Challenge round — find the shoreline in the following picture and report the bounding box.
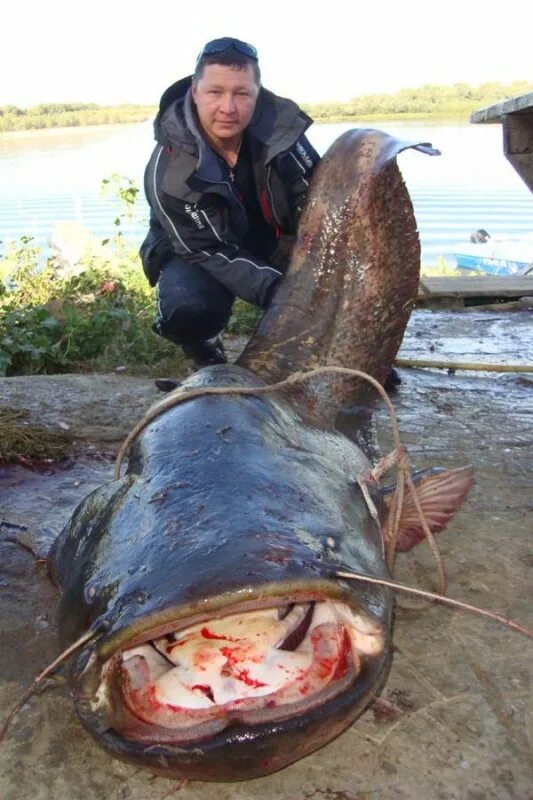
[0,112,472,140]
[0,120,153,140]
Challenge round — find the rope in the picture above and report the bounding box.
[395,358,533,373]
[114,365,446,593]
[115,367,397,480]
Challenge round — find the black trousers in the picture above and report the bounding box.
[154,256,235,346]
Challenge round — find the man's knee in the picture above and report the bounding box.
[155,257,234,344]
[155,303,229,345]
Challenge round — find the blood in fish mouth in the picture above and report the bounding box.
[200,627,238,642]
[191,684,215,702]
[96,600,384,743]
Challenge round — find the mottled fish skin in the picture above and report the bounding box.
[239,129,437,422]
[48,129,437,781]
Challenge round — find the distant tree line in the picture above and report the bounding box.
[0,103,156,132]
[1,81,532,132]
[300,80,533,119]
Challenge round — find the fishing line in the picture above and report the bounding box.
[0,626,103,744]
[335,570,533,640]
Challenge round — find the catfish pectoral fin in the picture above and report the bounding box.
[383,465,475,552]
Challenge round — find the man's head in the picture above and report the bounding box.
[193,37,261,85]
[192,37,261,148]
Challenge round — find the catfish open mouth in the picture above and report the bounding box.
[94,600,385,745]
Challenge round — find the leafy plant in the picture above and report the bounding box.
[227,299,262,335]
[101,174,140,238]
[0,183,258,377]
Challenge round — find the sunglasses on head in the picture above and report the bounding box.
[196,37,258,64]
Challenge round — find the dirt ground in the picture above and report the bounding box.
[0,308,532,800]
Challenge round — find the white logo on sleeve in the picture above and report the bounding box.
[185,204,206,230]
[296,142,313,169]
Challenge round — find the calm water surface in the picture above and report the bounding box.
[1,119,532,265]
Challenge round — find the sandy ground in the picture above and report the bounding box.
[0,308,532,800]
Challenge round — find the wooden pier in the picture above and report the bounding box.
[417,275,533,305]
[470,91,533,194]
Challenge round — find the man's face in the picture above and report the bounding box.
[192,63,259,145]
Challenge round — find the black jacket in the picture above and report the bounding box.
[139,76,319,306]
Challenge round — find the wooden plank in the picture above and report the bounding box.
[470,93,533,192]
[504,113,533,193]
[417,276,533,299]
[470,92,533,124]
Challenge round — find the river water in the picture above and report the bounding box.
[1,119,532,265]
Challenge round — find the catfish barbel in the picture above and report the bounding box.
[49,130,473,781]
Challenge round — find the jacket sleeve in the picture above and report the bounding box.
[278,133,321,223]
[139,210,175,286]
[150,191,283,308]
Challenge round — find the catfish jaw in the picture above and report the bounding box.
[70,592,392,781]
[78,649,392,782]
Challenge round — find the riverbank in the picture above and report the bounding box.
[0,119,153,141]
[4,79,531,134]
[0,113,457,139]
[0,103,156,135]
[305,112,469,124]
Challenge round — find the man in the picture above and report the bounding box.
[140,36,319,367]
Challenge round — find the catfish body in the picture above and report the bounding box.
[48,129,460,780]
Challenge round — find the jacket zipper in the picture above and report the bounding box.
[197,171,248,233]
[266,165,282,229]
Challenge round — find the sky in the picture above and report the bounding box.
[2,0,532,107]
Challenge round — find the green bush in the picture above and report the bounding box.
[301,80,533,120]
[227,299,262,335]
[0,237,184,376]
[0,173,269,376]
[0,204,260,377]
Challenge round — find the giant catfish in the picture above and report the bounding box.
[49,130,473,781]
